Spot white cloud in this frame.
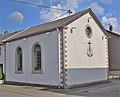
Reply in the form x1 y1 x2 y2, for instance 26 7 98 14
39 4 68 22
48 0 79 12
28 0 44 7
16 0 79 23
63 0 78 12
102 0 112 4
39 0 79 22
8 11 24 22
89 2 105 15
83 0 112 4
102 16 119 31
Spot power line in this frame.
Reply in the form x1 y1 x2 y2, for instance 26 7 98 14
9 0 70 12
52 12 69 21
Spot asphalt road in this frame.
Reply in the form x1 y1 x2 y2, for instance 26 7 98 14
0 83 120 97
71 84 120 97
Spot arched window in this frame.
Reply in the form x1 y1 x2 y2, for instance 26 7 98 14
32 44 42 72
15 47 22 72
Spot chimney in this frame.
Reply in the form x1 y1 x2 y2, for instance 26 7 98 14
109 23 113 31
4 31 9 34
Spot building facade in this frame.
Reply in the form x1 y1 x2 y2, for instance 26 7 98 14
2 8 109 88
107 31 120 76
0 45 4 80
0 33 17 80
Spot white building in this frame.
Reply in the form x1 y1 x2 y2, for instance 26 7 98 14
0 33 17 81
2 8 109 88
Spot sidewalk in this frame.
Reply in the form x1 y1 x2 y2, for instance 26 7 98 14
49 79 120 94
0 79 120 97
0 84 65 97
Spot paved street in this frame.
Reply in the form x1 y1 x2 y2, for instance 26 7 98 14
0 90 83 97
0 79 120 97
71 84 120 97
0 91 31 97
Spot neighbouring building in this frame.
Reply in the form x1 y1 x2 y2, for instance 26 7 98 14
1 8 110 88
0 32 17 80
107 30 120 77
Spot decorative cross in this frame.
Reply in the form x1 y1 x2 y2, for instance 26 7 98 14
88 41 91 48
87 41 93 57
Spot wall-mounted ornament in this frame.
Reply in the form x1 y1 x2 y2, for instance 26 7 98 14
87 41 93 57
85 26 92 38
71 27 76 33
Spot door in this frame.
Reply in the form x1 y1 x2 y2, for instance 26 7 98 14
0 64 3 80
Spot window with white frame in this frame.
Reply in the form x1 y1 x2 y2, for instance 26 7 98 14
15 47 23 72
32 43 42 73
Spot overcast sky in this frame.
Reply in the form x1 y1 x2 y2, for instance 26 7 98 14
0 0 120 34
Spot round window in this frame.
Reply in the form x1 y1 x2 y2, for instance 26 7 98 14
85 26 92 38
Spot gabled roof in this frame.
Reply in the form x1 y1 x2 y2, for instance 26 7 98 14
106 30 120 37
3 8 109 43
0 32 18 45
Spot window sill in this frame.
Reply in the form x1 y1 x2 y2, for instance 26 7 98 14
15 71 23 74
32 71 43 74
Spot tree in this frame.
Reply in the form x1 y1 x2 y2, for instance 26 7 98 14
0 33 3 37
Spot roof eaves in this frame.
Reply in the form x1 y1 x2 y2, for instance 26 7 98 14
0 32 17 44
106 30 120 37
0 43 3 45
88 8 110 38
3 28 29 43
3 27 58 43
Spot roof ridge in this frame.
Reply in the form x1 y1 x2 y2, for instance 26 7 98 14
30 8 90 28
62 8 90 27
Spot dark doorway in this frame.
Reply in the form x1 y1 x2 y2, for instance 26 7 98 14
0 64 3 80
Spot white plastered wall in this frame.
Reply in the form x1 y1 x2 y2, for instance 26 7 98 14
6 31 60 86
65 13 108 85
0 45 4 64
0 45 5 73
